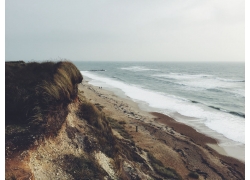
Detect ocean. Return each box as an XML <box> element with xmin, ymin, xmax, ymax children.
<box><xmin>74</xmin><ymin>61</ymin><xmax>245</xmax><ymax>149</ymax></box>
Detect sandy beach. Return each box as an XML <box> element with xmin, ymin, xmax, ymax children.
<box><xmin>78</xmin><ymin>80</ymin><xmax>245</xmax><ymax>178</ymax></box>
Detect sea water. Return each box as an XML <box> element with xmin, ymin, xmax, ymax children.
<box><xmin>74</xmin><ymin>61</ymin><xmax>245</xmax><ymax>159</ymax></box>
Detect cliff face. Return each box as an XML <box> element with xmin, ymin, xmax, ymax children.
<box><xmin>5</xmin><ymin>61</ymin><xmax>181</xmax><ymax>180</ymax></box>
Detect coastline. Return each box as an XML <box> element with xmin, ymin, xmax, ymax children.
<box><xmin>80</xmin><ymin>78</ymin><xmax>245</xmax><ymax>162</ymax></box>
<box><xmin>78</xmin><ymin>80</ymin><xmax>245</xmax><ymax>177</ymax></box>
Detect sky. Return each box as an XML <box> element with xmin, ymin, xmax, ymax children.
<box><xmin>5</xmin><ymin>0</ymin><xmax>245</xmax><ymax>62</ymax></box>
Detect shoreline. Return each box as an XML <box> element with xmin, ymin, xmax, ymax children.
<box><xmin>80</xmin><ymin>79</ymin><xmax>245</xmax><ymax>162</ymax></box>
<box><xmin>78</xmin><ymin>80</ymin><xmax>244</xmax><ymax>178</ymax></box>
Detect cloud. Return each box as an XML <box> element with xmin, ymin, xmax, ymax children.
<box><xmin>5</xmin><ymin>0</ymin><xmax>245</xmax><ymax>61</ymax></box>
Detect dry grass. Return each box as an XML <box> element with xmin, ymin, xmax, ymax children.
<box><xmin>38</xmin><ymin>60</ymin><xmax>83</xmax><ymax>104</ymax></box>
<box><xmin>76</xmin><ymin>101</ymin><xmax>117</xmax><ymax>157</ymax></box>
<box><xmin>5</xmin><ymin>60</ymin><xmax>83</xmax><ymax>151</ymax></box>
<box><xmin>107</xmin><ymin>117</ymin><xmax>132</xmax><ymax>140</ymax></box>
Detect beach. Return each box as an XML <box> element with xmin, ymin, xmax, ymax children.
<box><xmin>78</xmin><ymin>79</ymin><xmax>245</xmax><ymax>178</ymax></box>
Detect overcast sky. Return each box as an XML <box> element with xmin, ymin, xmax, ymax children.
<box><xmin>5</xmin><ymin>0</ymin><xmax>245</xmax><ymax>62</ymax></box>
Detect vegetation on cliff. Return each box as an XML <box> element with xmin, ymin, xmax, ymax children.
<box><xmin>5</xmin><ymin>60</ymin><xmax>83</xmax><ymax>153</ymax></box>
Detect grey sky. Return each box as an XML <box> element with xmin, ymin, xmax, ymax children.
<box><xmin>5</xmin><ymin>0</ymin><xmax>245</xmax><ymax>62</ymax></box>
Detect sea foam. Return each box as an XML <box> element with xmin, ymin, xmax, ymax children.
<box><xmin>153</xmin><ymin>73</ymin><xmax>245</xmax><ymax>97</ymax></box>
<box><xmin>121</xmin><ymin>66</ymin><xmax>158</xmax><ymax>72</ymax></box>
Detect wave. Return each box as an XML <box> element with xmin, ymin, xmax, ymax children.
<box><xmin>190</xmin><ymin>100</ymin><xmax>199</xmax><ymax>103</ymax></box>
<box><xmin>121</xmin><ymin>66</ymin><xmax>158</xmax><ymax>72</ymax></box>
<box><xmin>152</xmin><ymin>73</ymin><xmax>245</xmax><ymax>96</ymax></box>
<box><xmin>229</xmin><ymin>111</ymin><xmax>245</xmax><ymax>118</ymax></box>
<box><xmin>216</xmin><ymin>77</ymin><xmax>245</xmax><ymax>82</ymax></box>
<box><xmin>208</xmin><ymin>106</ymin><xmax>245</xmax><ymax>118</ymax></box>
<box><xmin>207</xmin><ymin>88</ymin><xmax>222</xmax><ymax>93</ymax></box>
<box><xmin>112</xmin><ymin>76</ymin><xmax>123</xmax><ymax>81</ymax></box>
<box><xmin>153</xmin><ymin>73</ymin><xmax>221</xmax><ymax>89</ymax></box>
<box><xmin>227</xmin><ymin>89</ymin><xmax>245</xmax><ymax>97</ymax></box>
<box><xmin>154</xmin><ymin>73</ymin><xmax>244</xmax><ymax>82</ymax></box>
<box><xmin>189</xmin><ymin>101</ymin><xmax>245</xmax><ymax>118</ymax></box>
<box><xmin>208</xmin><ymin>105</ymin><xmax>221</xmax><ymax>110</ymax></box>
<box><xmin>81</xmin><ymin>71</ymin><xmax>245</xmax><ymax>144</ymax></box>
<box><xmin>89</xmin><ymin>69</ymin><xmax>106</xmax><ymax>72</ymax></box>
<box><xmin>207</xmin><ymin>88</ymin><xmax>245</xmax><ymax>97</ymax></box>
<box><xmin>153</xmin><ymin>73</ymin><xmax>213</xmax><ymax>79</ymax></box>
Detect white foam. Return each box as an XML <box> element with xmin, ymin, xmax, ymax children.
<box><xmin>216</xmin><ymin>77</ymin><xmax>245</xmax><ymax>82</ymax></box>
<box><xmin>154</xmin><ymin>73</ymin><xmax>213</xmax><ymax>79</ymax></box>
<box><xmin>81</xmin><ymin>71</ymin><xmax>245</xmax><ymax>144</ymax></box>
<box><xmin>120</xmin><ymin>66</ymin><xmax>158</xmax><ymax>72</ymax></box>
<box><xmin>153</xmin><ymin>73</ymin><xmax>245</xmax><ymax>94</ymax></box>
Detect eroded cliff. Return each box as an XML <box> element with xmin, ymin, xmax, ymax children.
<box><xmin>5</xmin><ymin>61</ymin><xmax>182</xmax><ymax>180</ymax></box>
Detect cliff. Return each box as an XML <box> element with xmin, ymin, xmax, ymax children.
<box><xmin>5</xmin><ymin>61</ymin><xmax>182</xmax><ymax>179</ymax></box>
